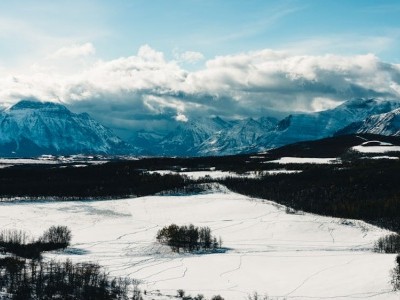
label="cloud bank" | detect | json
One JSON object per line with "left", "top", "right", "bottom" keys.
{"left": 1, "top": 44, "right": 400, "bottom": 136}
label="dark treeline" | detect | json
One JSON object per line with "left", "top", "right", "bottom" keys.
{"left": 0, "top": 162, "right": 186, "bottom": 199}
{"left": 1, "top": 134, "right": 400, "bottom": 200}
{"left": 0, "top": 226, "right": 71, "bottom": 259}
{"left": 221, "top": 159, "right": 400, "bottom": 231}
{"left": 0, "top": 257, "right": 141, "bottom": 300}
{"left": 157, "top": 224, "right": 221, "bottom": 252}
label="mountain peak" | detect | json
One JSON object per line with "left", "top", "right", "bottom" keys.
{"left": 0, "top": 100, "right": 130, "bottom": 156}
{"left": 10, "top": 100, "right": 68, "bottom": 112}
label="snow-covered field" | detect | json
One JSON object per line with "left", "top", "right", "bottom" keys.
{"left": 0, "top": 188, "right": 398, "bottom": 300}
{"left": 267, "top": 157, "right": 340, "bottom": 164}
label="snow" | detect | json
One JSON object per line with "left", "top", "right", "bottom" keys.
{"left": 267, "top": 157, "right": 340, "bottom": 164}
{"left": 369, "top": 156, "right": 399, "bottom": 160}
{"left": 352, "top": 145, "right": 400, "bottom": 153}
{"left": 148, "top": 169, "right": 301, "bottom": 179}
{"left": 0, "top": 188, "right": 397, "bottom": 299}
{"left": 0, "top": 158, "right": 60, "bottom": 164}
{"left": 0, "top": 156, "right": 109, "bottom": 167}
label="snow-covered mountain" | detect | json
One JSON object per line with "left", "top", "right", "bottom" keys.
{"left": 0, "top": 100, "right": 131, "bottom": 156}
{"left": 337, "top": 107, "right": 400, "bottom": 136}
{"left": 2, "top": 98, "right": 400, "bottom": 157}
{"left": 130, "top": 98, "right": 400, "bottom": 156}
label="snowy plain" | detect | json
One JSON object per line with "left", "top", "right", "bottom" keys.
{"left": 267, "top": 157, "right": 340, "bottom": 164}
{"left": 0, "top": 187, "right": 398, "bottom": 300}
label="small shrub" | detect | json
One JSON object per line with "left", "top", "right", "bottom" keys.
{"left": 177, "top": 289, "right": 186, "bottom": 298}
{"left": 157, "top": 224, "right": 222, "bottom": 253}
{"left": 40, "top": 225, "right": 72, "bottom": 249}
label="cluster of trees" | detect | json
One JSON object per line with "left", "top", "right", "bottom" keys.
{"left": 374, "top": 234, "right": 400, "bottom": 253}
{"left": 157, "top": 224, "right": 222, "bottom": 253}
{"left": 0, "top": 257, "right": 142, "bottom": 300}
{"left": 0, "top": 226, "right": 71, "bottom": 258}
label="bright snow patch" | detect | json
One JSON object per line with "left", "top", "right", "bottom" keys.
{"left": 352, "top": 145, "right": 400, "bottom": 153}
{"left": 0, "top": 189, "right": 397, "bottom": 299}
{"left": 267, "top": 157, "right": 340, "bottom": 164}
{"left": 369, "top": 156, "right": 399, "bottom": 160}
{"left": 148, "top": 169, "right": 301, "bottom": 179}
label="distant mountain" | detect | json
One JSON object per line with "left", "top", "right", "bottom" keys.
{"left": 194, "top": 117, "right": 278, "bottom": 155}
{"left": 0, "top": 100, "right": 131, "bottom": 156}
{"left": 130, "top": 98, "right": 400, "bottom": 156}
{"left": 157, "top": 116, "right": 231, "bottom": 156}
{"left": 337, "top": 108, "right": 400, "bottom": 136}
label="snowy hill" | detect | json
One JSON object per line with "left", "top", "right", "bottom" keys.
{"left": 0, "top": 100, "right": 131, "bottom": 156}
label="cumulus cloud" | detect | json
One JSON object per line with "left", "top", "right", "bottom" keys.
{"left": 1, "top": 45, "right": 400, "bottom": 136}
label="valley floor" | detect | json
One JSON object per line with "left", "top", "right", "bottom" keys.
{"left": 0, "top": 187, "right": 398, "bottom": 300}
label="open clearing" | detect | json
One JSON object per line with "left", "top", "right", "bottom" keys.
{"left": 0, "top": 187, "right": 398, "bottom": 299}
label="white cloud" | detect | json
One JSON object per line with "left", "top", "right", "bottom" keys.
{"left": 175, "top": 113, "right": 188, "bottom": 122}
{"left": 51, "top": 43, "right": 96, "bottom": 59}
{"left": 0, "top": 45, "right": 400, "bottom": 134}
{"left": 311, "top": 97, "right": 342, "bottom": 111}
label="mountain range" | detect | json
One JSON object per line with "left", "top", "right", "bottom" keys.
{"left": 1, "top": 98, "right": 400, "bottom": 157}
{"left": 129, "top": 98, "right": 400, "bottom": 156}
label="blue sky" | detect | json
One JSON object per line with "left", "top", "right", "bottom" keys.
{"left": 1, "top": 0, "right": 399, "bottom": 66}
{"left": 0, "top": 0, "right": 400, "bottom": 136}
